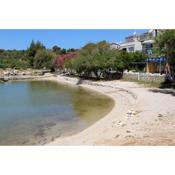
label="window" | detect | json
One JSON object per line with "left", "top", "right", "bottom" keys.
{"left": 128, "top": 47, "right": 134, "bottom": 52}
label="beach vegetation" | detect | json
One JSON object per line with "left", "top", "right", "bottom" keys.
{"left": 33, "top": 50, "right": 55, "bottom": 69}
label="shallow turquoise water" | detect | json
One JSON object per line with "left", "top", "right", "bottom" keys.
{"left": 0, "top": 80, "right": 114, "bottom": 145}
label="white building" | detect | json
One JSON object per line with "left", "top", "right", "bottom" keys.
{"left": 140, "top": 30, "right": 165, "bottom": 55}
{"left": 110, "top": 43, "right": 120, "bottom": 50}
{"left": 119, "top": 34, "right": 142, "bottom": 52}
{"left": 110, "top": 29, "right": 165, "bottom": 54}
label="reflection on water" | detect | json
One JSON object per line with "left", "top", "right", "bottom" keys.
{"left": 0, "top": 80, "right": 114, "bottom": 145}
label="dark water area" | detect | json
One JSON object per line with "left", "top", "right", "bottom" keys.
{"left": 0, "top": 80, "right": 114, "bottom": 145}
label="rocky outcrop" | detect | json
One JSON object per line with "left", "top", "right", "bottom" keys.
{"left": 0, "top": 69, "right": 51, "bottom": 82}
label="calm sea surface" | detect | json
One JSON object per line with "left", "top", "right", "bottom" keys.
{"left": 0, "top": 80, "right": 114, "bottom": 145}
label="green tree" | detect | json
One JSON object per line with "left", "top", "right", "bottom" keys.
{"left": 27, "top": 40, "right": 46, "bottom": 57}
{"left": 64, "top": 41, "right": 122, "bottom": 79}
{"left": 127, "top": 51, "right": 147, "bottom": 71}
{"left": 52, "top": 45, "right": 61, "bottom": 53}
{"left": 26, "top": 40, "right": 46, "bottom": 67}
{"left": 33, "top": 50, "right": 55, "bottom": 69}
{"left": 60, "top": 48, "right": 67, "bottom": 54}
{"left": 155, "top": 30, "right": 175, "bottom": 81}
{"left": 67, "top": 48, "right": 76, "bottom": 52}
{"left": 64, "top": 41, "right": 147, "bottom": 79}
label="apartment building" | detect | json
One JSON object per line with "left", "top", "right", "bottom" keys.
{"left": 119, "top": 33, "right": 142, "bottom": 52}
{"left": 111, "top": 29, "right": 166, "bottom": 73}
{"left": 111, "top": 29, "right": 163, "bottom": 53}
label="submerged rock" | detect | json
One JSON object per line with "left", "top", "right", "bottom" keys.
{"left": 34, "top": 129, "right": 45, "bottom": 137}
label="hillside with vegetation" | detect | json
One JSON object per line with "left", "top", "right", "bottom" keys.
{"left": 0, "top": 40, "right": 76, "bottom": 70}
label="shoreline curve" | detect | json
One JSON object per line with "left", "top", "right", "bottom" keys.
{"left": 46, "top": 75, "right": 138, "bottom": 145}
{"left": 2, "top": 74, "right": 175, "bottom": 145}
{"left": 46, "top": 75, "right": 175, "bottom": 145}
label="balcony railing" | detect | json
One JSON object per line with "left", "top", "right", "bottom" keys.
{"left": 139, "top": 34, "right": 154, "bottom": 41}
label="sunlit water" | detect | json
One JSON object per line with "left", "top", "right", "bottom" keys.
{"left": 0, "top": 80, "right": 114, "bottom": 145}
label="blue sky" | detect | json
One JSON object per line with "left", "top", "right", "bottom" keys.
{"left": 0, "top": 29, "right": 148, "bottom": 50}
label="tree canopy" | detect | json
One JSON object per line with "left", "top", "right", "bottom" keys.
{"left": 155, "top": 30, "right": 175, "bottom": 63}
{"left": 155, "top": 29, "right": 175, "bottom": 81}
{"left": 60, "top": 41, "right": 147, "bottom": 79}
{"left": 33, "top": 50, "right": 55, "bottom": 69}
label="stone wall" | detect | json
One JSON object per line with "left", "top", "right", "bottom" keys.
{"left": 123, "top": 72, "right": 165, "bottom": 82}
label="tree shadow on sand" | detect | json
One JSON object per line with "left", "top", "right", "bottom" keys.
{"left": 149, "top": 80, "right": 175, "bottom": 97}
{"left": 159, "top": 81, "right": 175, "bottom": 89}
{"left": 149, "top": 88, "right": 175, "bottom": 97}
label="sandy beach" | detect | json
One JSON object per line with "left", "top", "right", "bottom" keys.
{"left": 41, "top": 75, "right": 175, "bottom": 146}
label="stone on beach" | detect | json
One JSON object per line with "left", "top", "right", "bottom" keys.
{"left": 127, "top": 109, "right": 137, "bottom": 118}
{"left": 117, "top": 121, "right": 126, "bottom": 127}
